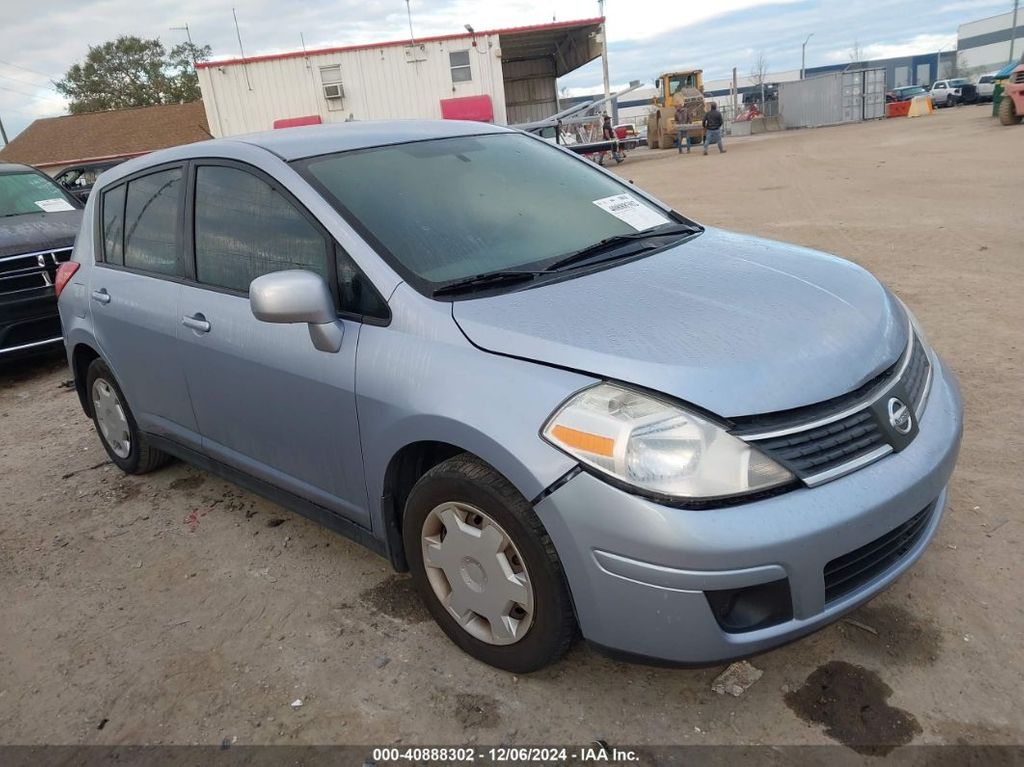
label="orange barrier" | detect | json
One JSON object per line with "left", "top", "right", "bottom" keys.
{"left": 907, "top": 95, "right": 934, "bottom": 117}
{"left": 886, "top": 101, "right": 912, "bottom": 118}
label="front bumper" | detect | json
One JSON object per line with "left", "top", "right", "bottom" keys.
{"left": 534, "top": 354, "right": 963, "bottom": 664}
{"left": 0, "top": 287, "right": 63, "bottom": 357}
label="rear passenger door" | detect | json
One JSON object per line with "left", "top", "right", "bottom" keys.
{"left": 177, "top": 160, "right": 383, "bottom": 527}
{"left": 90, "top": 165, "right": 200, "bottom": 448}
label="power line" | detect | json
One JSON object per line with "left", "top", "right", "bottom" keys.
{"left": 0, "top": 104, "right": 63, "bottom": 117}
{"left": 0, "top": 71, "right": 58, "bottom": 92}
{"left": 0, "top": 57, "right": 61, "bottom": 81}
{"left": 0, "top": 82, "right": 59, "bottom": 101}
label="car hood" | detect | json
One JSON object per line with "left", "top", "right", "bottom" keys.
{"left": 451, "top": 227, "right": 908, "bottom": 417}
{"left": 0, "top": 210, "right": 82, "bottom": 258}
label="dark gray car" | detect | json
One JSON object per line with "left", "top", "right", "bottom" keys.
{"left": 1, "top": 163, "right": 82, "bottom": 357}
{"left": 57, "top": 121, "right": 962, "bottom": 671}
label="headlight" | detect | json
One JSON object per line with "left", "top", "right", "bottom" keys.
{"left": 542, "top": 383, "right": 794, "bottom": 501}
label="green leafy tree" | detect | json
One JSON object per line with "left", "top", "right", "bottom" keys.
{"left": 56, "top": 35, "right": 211, "bottom": 114}
{"left": 166, "top": 42, "right": 212, "bottom": 103}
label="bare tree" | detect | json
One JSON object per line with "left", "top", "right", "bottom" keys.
{"left": 750, "top": 52, "right": 769, "bottom": 87}
{"left": 944, "top": 53, "right": 971, "bottom": 79}
{"left": 750, "top": 51, "right": 769, "bottom": 108}
{"left": 848, "top": 40, "right": 863, "bottom": 64}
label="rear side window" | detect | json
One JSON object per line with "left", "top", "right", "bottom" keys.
{"left": 124, "top": 168, "right": 182, "bottom": 275}
{"left": 102, "top": 184, "right": 126, "bottom": 265}
{"left": 194, "top": 165, "right": 328, "bottom": 293}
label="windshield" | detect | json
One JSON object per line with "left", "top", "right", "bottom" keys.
{"left": 298, "top": 133, "right": 678, "bottom": 294}
{"left": 949, "top": 79, "right": 970, "bottom": 87}
{"left": 0, "top": 172, "right": 77, "bottom": 217}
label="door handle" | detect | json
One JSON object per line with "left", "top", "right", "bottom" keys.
{"left": 91, "top": 289, "right": 111, "bottom": 304}
{"left": 182, "top": 313, "right": 211, "bottom": 333}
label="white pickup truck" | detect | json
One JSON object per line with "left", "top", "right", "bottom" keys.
{"left": 976, "top": 73, "right": 997, "bottom": 102}
{"left": 930, "top": 78, "right": 979, "bottom": 107}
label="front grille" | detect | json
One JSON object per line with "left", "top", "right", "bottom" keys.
{"left": 1014, "top": 71, "right": 1024, "bottom": 85}
{"left": 0, "top": 247, "right": 72, "bottom": 297}
{"left": 903, "top": 335, "right": 931, "bottom": 409}
{"left": 751, "top": 409, "right": 887, "bottom": 476}
{"left": 737, "top": 322, "right": 933, "bottom": 485}
{"left": 824, "top": 504, "right": 934, "bottom": 603}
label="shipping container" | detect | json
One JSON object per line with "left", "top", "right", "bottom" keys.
{"left": 778, "top": 69, "right": 886, "bottom": 129}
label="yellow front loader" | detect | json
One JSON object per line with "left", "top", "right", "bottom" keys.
{"left": 646, "top": 70, "right": 706, "bottom": 149}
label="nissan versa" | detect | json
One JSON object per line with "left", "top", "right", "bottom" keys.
{"left": 56, "top": 121, "right": 962, "bottom": 672}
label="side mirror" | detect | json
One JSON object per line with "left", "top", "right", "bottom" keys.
{"left": 250, "top": 270, "right": 343, "bottom": 353}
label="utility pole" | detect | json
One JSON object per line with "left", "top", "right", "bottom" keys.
{"left": 598, "top": 0, "right": 615, "bottom": 124}
{"left": 801, "top": 33, "right": 814, "bottom": 79}
{"left": 1010, "top": 0, "right": 1020, "bottom": 63}
{"left": 170, "top": 23, "right": 194, "bottom": 47}
{"left": 170, "top": 24, "right": 196, "bottom": 70}
{"left": 0, "top": 113, "right": 8, "bottom": 146}
{"left": 731, "top": 67, "right": 738, "bottom": 119}
{"left": 232, "top": 8, "right": 253, "bottom": 91}
{"left": 405, "top": 0, "right": 416, "bottom": 45}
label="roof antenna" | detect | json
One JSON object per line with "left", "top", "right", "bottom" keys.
{"left": 405, "top": 0, "right": 416, "bottom": 45}
{"left": 232, "top": 7, "right": 253, "bottom": 91}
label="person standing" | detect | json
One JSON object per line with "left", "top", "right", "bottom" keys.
{"left": 600, "top": 113, "right": 623, "bottom": 164}
{"left": 702, "top": 102, "right": 726, "bottom": 155}
{"left": 675, "top": 104, "right": 691, "bottom": 154}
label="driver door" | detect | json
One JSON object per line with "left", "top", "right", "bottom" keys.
{"left": 176, "top": 160, "right": 370, "bottom": 526}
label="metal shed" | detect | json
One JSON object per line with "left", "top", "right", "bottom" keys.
{"left": 196, "top": 18, "right": 603, "bottom": 137}
{"left": 778, "top": 69, "right": 886, "bottom": 129}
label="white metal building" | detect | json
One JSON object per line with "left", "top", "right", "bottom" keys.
{"left": 196, "top": 18, "right": 604, "bottom": 137}
{"left": 958, "top": 11, "right": 1024, "bottom": 72}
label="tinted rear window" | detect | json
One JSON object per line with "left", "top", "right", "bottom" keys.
{"left": 124, "top": 169, "right": 182, "bottom": 276}
{"left": 102, "top": 185, "right": 126, "bottom": 265}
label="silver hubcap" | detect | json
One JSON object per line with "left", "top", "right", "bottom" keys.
{"left": 421, "top": 502, "right": 534, "bottom": 646}
{"left": 92, "top": 379, "right": 131, "bottom": 459}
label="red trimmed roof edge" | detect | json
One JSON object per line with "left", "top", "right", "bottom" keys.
{"left": 196, "top": 16, "right": 604, "bottom": 70}
{"left": 33, "top": 150, "right": 151, "bottom": 169}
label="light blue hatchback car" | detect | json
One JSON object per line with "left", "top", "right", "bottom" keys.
{"left": 56, "top": 121, "right": 962, "bottom": 672}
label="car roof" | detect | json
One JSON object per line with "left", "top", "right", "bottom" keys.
{"left": 0, "top": 162, "right": 39, "bottom": 175}
{"left": 94, "top": 120, "right": 519, "bottom": 190}
{"left": 138, "top": 119, "right": 513, "bottom": 168}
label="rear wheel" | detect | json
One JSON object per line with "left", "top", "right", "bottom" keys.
{"left": 999, "top": 96, "right": 1021, "bottom": 125}
{"left": 403, "top": 454, "right": 576, "bottom": 672}
{"left": 86, "top": 359, "right": 170, "bottom": 474}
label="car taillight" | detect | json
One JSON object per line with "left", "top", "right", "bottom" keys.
{"left": 54, "top": 261, "right": 80, "bottom": 299}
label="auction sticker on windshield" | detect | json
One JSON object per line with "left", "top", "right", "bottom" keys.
{"left": 34, "top": 198, "right": 76, "bottom": 213}
{"left": 592, "top": 193, "right": 671, "bottom": 231}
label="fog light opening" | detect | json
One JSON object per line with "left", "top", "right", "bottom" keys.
{"left": 705, "top": 578, "right": 793, "bottom": 634}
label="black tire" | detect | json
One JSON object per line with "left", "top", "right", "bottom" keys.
{"left": 86, "top": 358, "right": 170, "bottom": 474}
{"left": 403, "top": 453, "right": 576, "bottom": 673}
{"left": 946, "top": 95, "right": 954, "bottom": 108}
{"left": 999, "top": 96, "right": 1021, "bottom": 126}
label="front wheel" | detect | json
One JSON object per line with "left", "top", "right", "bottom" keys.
{"left": 403, "top": 454, "right": 576, "bottom": 673}
{"left": 946, "top": 95, "right": 955, "bottom": 108}
{"left": 999, "top": 96, "right": 1022, "bottom": 125}
{"left": 86, "top": 359, "right": 170, "bottom": 474}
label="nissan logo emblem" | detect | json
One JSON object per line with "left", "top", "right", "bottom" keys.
{"left": 888, "top": 397, "right": 912, "bottom": 435}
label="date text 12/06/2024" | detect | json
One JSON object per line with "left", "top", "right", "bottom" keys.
{"left": 371, "top": 745, "right": 640, "bottom": 763}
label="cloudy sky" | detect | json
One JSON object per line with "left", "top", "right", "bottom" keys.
{"left": 0, "top": 0, "right": 1012, "bottom": 139}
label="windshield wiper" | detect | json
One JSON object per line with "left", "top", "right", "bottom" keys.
{"left": 432, "top": 269, "right": 543, "bottom": 297}
{"left": 544, "top": 222, "right": 701, "bottom": 273}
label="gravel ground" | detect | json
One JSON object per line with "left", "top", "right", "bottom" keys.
{"left": 1, "top": 104, "right": 1020, "bottom": 750}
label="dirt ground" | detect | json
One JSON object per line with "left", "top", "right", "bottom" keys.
{"left": 1, "top": 105, "right": 1021, "bottom": 750}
